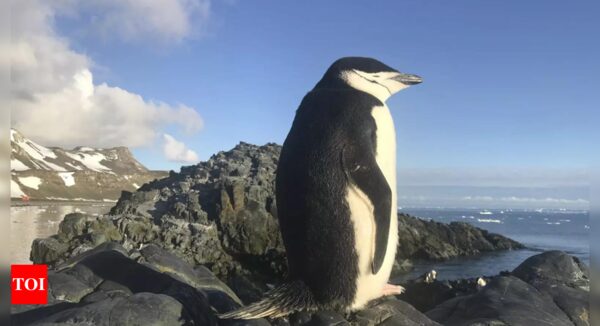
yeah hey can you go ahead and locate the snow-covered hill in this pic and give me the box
[11,129,167,201]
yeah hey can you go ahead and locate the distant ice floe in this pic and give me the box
[584,225,590,229]
[479,210,493,215]
[546,222,561,225]
[477,218,502,224]
[18,176,42,190]
[58,172,76,187]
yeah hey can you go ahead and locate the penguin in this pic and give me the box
[220,57,422,319]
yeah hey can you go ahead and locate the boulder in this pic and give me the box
[57,213,88,240]
[512,251,590,325]
[426,276,573,325]
[350,299,441,326]
[30,237,68,264]
[13,243,242,326]
[426,251,590,326]
[512,250,589,290]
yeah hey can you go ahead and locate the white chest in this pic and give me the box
[370,105,397,187]
[346,104,399,310]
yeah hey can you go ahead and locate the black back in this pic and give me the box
[276,87,392,307]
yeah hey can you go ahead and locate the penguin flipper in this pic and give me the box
[341,144,392,275]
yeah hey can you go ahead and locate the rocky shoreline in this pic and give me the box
[14,241,589,325]
[12,143,588,325]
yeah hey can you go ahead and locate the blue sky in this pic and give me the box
[12,1,598,208]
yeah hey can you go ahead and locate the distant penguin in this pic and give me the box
[220,57,422,319]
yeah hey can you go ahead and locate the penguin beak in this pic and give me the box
[393,73,422,85]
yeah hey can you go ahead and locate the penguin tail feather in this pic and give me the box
[218,280,317,319]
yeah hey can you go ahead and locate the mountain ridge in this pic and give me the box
[10,128,167,201]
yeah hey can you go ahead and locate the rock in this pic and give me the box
[397,273,490,313]
[18,294,191,326]
[512,250,589,290]
[138,244,243,307]
[18,233,586,325]
[425,251,590,326]
[512,251,590,325]
[426,276,574,325]
[13,243,224,325]
[108,293,193,325]
[396,214,524,261]
[57,213,88,240]
[301,311,349,326]
[30,237,68,264]
[350,298,440,326]
[47,271,94,302]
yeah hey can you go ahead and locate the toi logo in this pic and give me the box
[11,264,48,305]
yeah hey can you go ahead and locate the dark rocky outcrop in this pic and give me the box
[396,213,523,261]
[16,243,588,326]
[15,242,438,326]
[425,251,590,326]
[30,142,523,303]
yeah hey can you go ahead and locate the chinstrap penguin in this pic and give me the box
[220,57,422,319]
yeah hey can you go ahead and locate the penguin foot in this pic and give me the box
[382,283,405,296]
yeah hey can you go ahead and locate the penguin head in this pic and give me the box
[316,57,422,102]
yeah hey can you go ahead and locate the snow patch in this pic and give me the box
[18,176,42,189]
[65,162,83,170]
[65,152,112,172]
[58,172,75,187]
[17,138,57,161]
[11,180,25,197]
[11,159,30,171]
[42,160,67,171]
[133,183,140,188]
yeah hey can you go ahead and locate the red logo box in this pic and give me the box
[11,264,48,305]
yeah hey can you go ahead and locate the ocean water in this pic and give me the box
[395,208,590,281]
[10,202,112,264]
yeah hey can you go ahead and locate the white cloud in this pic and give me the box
[163,134,199,163]
[72,0,211,43]
[9,0,203,159]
